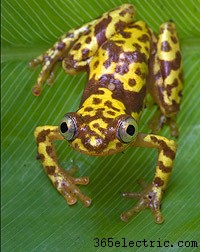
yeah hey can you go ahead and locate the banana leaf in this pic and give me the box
[2,0,200,251]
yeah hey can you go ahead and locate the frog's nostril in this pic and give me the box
[89,136,102,147]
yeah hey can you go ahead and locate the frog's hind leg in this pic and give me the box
[29,24,95,96]
[30,4,135,96]
[62,4,135,75]
[148,21,183,137]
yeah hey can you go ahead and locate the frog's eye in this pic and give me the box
[117,117,138,143]
[59,115,77,141]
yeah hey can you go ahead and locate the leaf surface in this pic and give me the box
[2,0,200,251]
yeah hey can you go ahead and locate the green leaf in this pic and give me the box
[2,0,200,251]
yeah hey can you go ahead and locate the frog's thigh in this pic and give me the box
[63,4,135,74]
[149,22,183,117]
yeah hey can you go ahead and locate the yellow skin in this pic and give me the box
[30,4,183,223]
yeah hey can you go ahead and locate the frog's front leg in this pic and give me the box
[121,133,177,224]
[34,126,91,207]
[148,21,183,137]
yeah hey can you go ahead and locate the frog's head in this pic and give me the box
[59,111,138,156]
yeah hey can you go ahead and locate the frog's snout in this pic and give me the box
[84,135,107,154]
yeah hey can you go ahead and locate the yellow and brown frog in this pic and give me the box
[30,4,183,223]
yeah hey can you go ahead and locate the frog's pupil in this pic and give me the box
[60,122,68,133]
[126,125,135,136]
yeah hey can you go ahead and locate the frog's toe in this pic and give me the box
[65,193,77,205]
[121,183,164,224]
[32,84,42,96]
[168,118,179,138]
[29,57,43,68]
[148,111,167,134]
[148,110,179,137]
[64,186,92,207]
[73,176,90,185]
[59,173,91,207]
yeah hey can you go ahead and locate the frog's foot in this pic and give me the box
[148,109,179,137]
[29,51,62,96]
[120,180,164,224]
[54,169,92,207]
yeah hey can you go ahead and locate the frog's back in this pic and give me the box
[81,20,151,121]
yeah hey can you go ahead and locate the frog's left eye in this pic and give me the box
[59,115,77,141]
[117,117,138,143]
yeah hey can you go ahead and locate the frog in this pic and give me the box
[30,3,183,224]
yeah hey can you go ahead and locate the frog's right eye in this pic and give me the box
[59,115,77,141]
